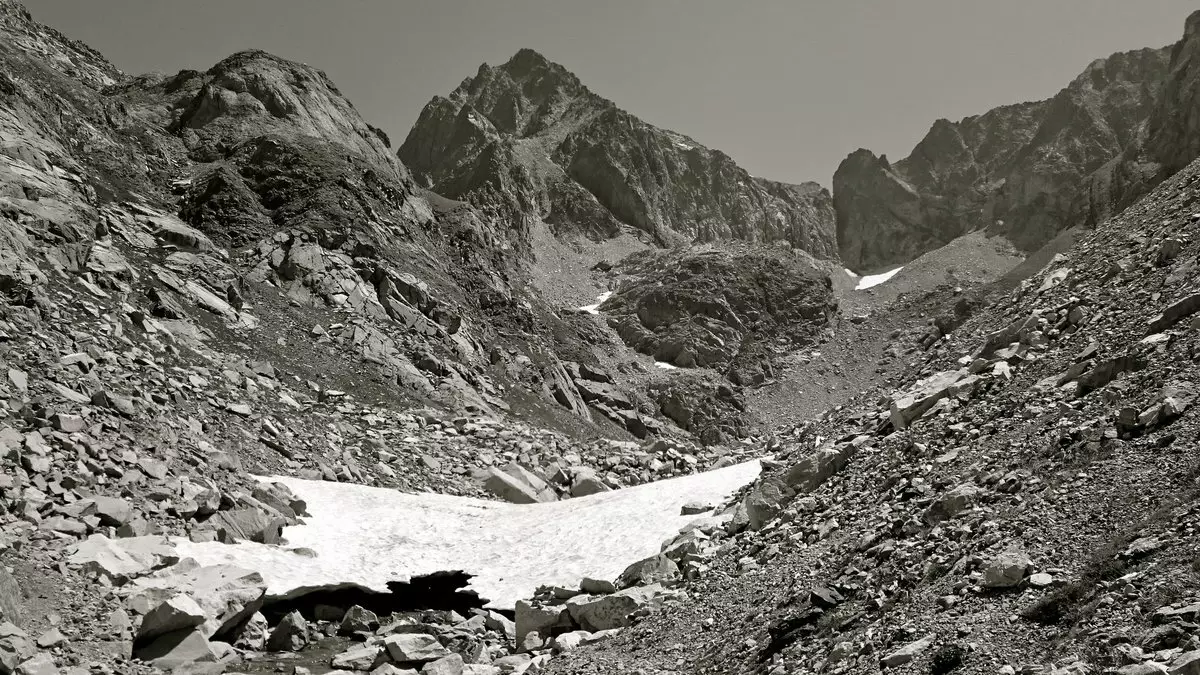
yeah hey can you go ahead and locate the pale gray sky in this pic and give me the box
[28,1,1196,186]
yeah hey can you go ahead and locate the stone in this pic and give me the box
[338,605,380,635]
[566,584,665,632]
[420,654,464,675]
[579,578,616,595]
[617,555,678,588]
[0,566,19,624]
[982,550,1032,589]
[137,594,206,643]
[90,497,133,527]
[1170,651,1200,675]
[331,644,383,671]
[889,369,981,429]
[233,612,268,651]
[514,601,569,645]
[383,634,449,664]
[482,468,541,505]
[67,535,178,583]
[129,563,265,639]
[265,610,308,652]
[13,653,57,675]
[134,628,220,669]
[881,635,934,667]
[207,508,286,544]
[680,501,713,515]
[0,623,35,675]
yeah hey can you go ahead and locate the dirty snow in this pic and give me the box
[854,267,903,290]
[579,290,613,315]
[174,460,761,609]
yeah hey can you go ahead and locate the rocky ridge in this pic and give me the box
[835,42,1176,272]
[398,49,838,259]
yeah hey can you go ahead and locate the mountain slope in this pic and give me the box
[835,45,1172,272]
[399,49,838,259]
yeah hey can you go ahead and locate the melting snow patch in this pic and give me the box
[579,290,613,315]
[654,362,678,370]
[855,267,903,290]
[173,460,761,609]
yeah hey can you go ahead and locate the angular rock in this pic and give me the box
[981,550,1032,589]
[265,610,307,652]
[137,594,206,643]
[383,634,449,664]
[134,628,219,669]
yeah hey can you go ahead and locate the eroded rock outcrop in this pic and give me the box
[600,244,836,386]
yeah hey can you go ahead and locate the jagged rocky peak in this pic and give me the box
[835,41,1172,273]
[400,49,839,259]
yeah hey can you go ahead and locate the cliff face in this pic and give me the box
[835,46,1172,272]
[399,49,839,259]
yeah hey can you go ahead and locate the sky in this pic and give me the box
[27,1,1197,187]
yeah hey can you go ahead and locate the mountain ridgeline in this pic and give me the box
[835,10,1200,272]
[398,48,839,258]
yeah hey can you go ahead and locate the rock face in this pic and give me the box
[835,46,1172,271]
[600,243,836,386]
[399,49,838,258]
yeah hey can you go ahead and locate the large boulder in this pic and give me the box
[565,584,668,632]
[889,369,982,429]
[129,562,265,639]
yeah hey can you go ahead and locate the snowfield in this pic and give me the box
[854,266,903,290]
[579,290,613,314]
[174,460,762,609]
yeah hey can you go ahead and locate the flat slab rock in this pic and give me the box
[174,460,761,608]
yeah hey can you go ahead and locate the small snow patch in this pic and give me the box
[654,362,678,370]
[855,267,903,290]
[579,291,613,315]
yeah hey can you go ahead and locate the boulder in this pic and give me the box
[330,644,384,671]
[383,634,449,664]
[130,563,265,639]
[881,635,934,668]
[265,610,308,652]
[421,653,464,675]
[0,566,19,624]
[483,469,542,505]
[889,369,981,429]
[67,535,178,583]
[0,623,35,675]
[616,555,678,589]
[137,594,206,643]
[982,550,1032,589]
[566,584,665,632]
[514,601,570,645]
[338,605,380,635]
[134,628,220,669]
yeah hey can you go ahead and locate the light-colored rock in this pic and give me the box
[881,635,934,667]
[130,562,265,639]
[133,628,219,669]
[137,594,206,642]
[421,653,464,675]
[265,610,308,652]
[383,634,449,664]
[982,550,1032,589]
[331,644,383,671]
[67,535,178,583]
[566,584,665,632]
